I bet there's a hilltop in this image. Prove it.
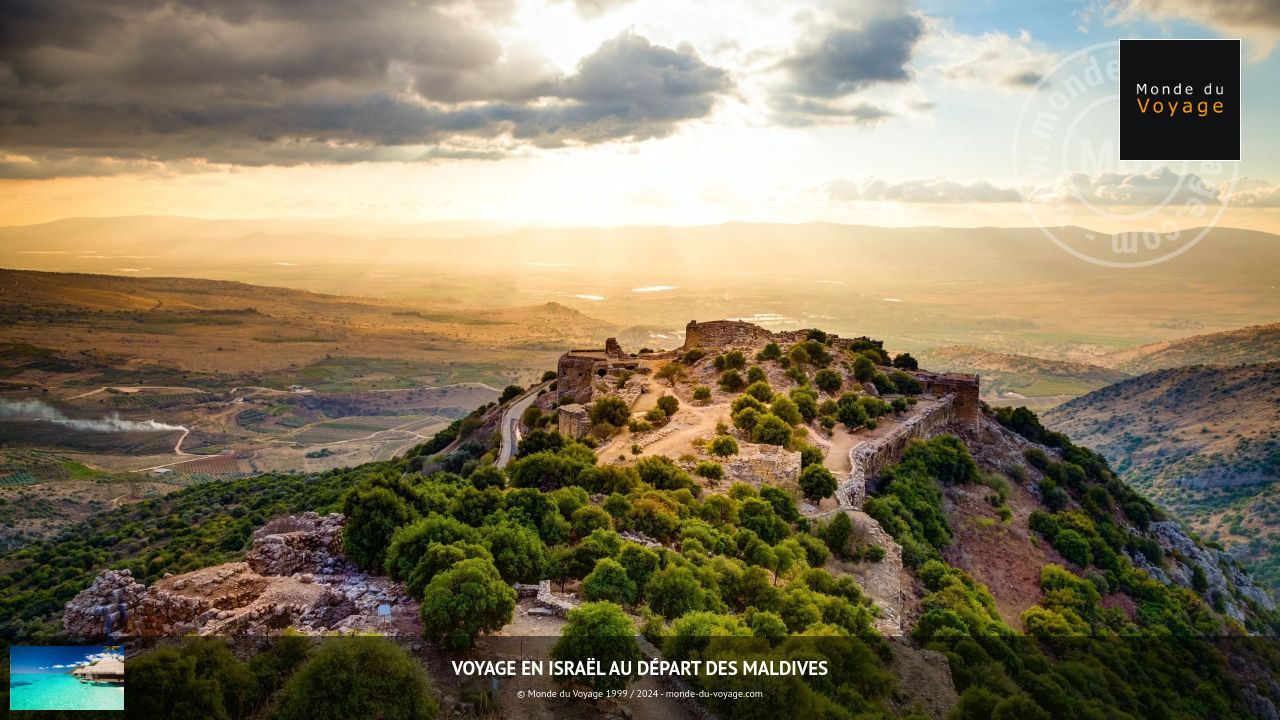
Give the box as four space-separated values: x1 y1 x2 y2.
917 345 1130 410
1045 362 1280 594
1102 322 1280 374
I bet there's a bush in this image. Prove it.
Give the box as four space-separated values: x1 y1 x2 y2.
589 397 631 427
647 566 711 619
770 395 803 426
821 512 853 557
1052 529 1093 567
758 342 783 361
483 521 547 582
405 542 492 599
582 558 638 604
710 435 739 457
552 602 642 692
693 385 711 401
468 465 506 490
718 370 745 392
747 365 768 384
657 395 680 416
892 353 919 371
695 461 724 481
799 464 838 502
745 380 775 402
751 413 793 446
419 558 516 649
635 455 696 491
127 639 258 720
342 487 417 573
644 407 668 425
814 369 843 393
571 504 613 538
269 638 439 720
500 385 524 403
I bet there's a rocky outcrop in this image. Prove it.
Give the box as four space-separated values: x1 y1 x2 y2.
1145 520 1275 622
245 512 346 576
722 442 801 493
64 512 419 638
63 569 147 641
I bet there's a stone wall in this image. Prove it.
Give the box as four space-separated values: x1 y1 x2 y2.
835 397 958 508
681 320 777 350
557 352 610 403
557 404 591 440
722 442 802 493
914 372 980 427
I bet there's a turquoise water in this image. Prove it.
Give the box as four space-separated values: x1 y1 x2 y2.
9 673 124 711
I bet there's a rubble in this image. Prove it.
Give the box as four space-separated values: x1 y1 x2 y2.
64 512 419 638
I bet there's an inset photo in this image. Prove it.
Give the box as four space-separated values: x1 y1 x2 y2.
9 645 125 712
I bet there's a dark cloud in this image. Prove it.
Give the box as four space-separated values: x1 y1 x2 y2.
0 1 729 177
772 10 922 124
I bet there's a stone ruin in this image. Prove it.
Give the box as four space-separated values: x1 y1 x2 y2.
556 337 643 404
556 403 591 440
64 512 419 639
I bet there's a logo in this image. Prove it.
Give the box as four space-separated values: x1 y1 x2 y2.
1120 39 1240 161
1013 42 1240 269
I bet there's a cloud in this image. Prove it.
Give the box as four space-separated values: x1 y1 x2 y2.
1093 0 1280 56
1222 177 1280 207
825 177 1021 203
924 28 1058 90
771 5 923 124
0 2 730 177
1026 167 1223 206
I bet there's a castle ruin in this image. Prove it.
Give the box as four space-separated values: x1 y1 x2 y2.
556 337 640 404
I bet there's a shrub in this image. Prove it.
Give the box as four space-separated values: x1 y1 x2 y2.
483 522 547 583
747 365 768 384
693 385 711 401
269 638 438 720
419 558 516 649
552 602 642 692
647 565 712 619
1052 529 1093 567
892 353 919 371
656 395 680 416
571 504 613 538
718 370 746 392
128 639 258 720
814 369 843 393
710 435 739 457
405 542 492 599
751 413 793 446
799 464 838 502
745 380 775 402
758 342 782 361
821 512 853 557
582 558 637 604
468 465 506 491
644 407 668 424
499 385 524 403
695 461 724 481
770 395 803 426
589 397 631 427
342 487 417 573
635 455 696 491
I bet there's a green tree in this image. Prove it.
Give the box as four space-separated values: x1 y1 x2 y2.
483 521 547 583
127 639 257 720
552 602 642 692
695 461 724 481
647 565 710 619
745 380 775 402
385 514 481 581
710 434 739 457
657 394 680 416
342 486 417 573
269 638 439 720
892 353 919 371
853 356 875 382
770 395 803 426
718 369 746 392
693 385 711 401
799 464 838 502
582 557 638 604
814 369 843 394
1052 529 1093 567
500 385 524 403
752 413 793 446
758 342 782 361
589 397 631 427
821 512 854 557
468 464 506 490
419 558 516 649
571 504 613 538
635 455 695 491
405 542 493 599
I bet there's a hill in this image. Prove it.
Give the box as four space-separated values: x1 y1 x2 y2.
1045 363 1280 593
1103 323 1280 374
917 346 1130 410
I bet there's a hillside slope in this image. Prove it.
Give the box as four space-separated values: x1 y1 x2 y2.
1045 363 1280 592
919 346 1130 409
1104 323 1280 374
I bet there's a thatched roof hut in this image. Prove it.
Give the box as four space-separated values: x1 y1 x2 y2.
84 657 125 684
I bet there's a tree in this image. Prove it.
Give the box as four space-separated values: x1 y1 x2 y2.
483 521 547 582
647 565 710 619
342 486 417 572
468 464 506 490
799 464 838 502
571 504 613 538
636 455 695 490
656 362 687 387
419 558 516 649
790 388 819 422
589 396 631 427
127 639 257 720
814 369 843 394
836 395 869 429
853 356 875 382
891 353 919 371
758 342 782 361
693 385 711 401
751 413 793 446
695 461 724 480
710 435 739 457
582 557 637 604
269 638 439 720
1052 529 1093 567
770 395 803 426
500 385 524 403
718 369 745 392
405 542 492 599
657 395 680 416
517 429 564 456
747 365 768 384
541 369 558 382
745 380 775 402
385 514 480 581
552 602 642 692
821 512 854 557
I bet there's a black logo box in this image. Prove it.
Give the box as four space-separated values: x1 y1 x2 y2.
1120 39 1241 161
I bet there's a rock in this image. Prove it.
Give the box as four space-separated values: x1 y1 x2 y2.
300 573 314 584
528 607 555 616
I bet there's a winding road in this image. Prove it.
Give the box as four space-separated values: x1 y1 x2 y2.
496 382 550 468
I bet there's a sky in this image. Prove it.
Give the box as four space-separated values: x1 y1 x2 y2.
2 0 1280 231
9 646 121 675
